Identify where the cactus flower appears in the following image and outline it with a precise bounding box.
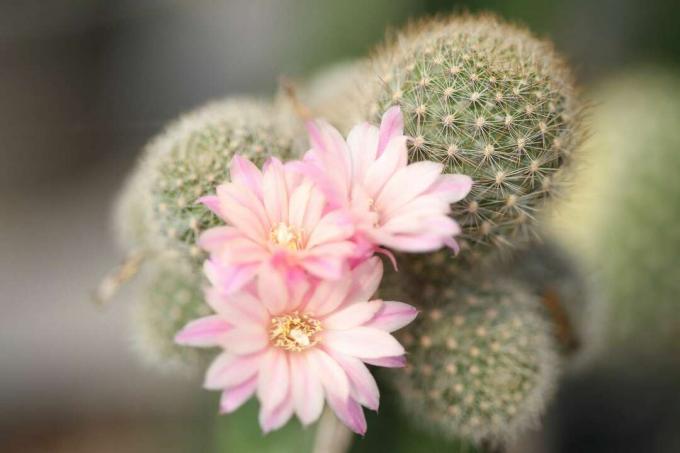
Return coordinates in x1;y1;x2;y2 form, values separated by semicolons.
296;106;472;257
175;258;417;434
198;156;356;294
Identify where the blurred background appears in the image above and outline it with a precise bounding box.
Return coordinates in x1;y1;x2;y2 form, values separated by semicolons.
1;1;679;452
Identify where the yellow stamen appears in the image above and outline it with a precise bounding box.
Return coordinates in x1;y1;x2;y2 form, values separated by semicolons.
270;223;302;251
270;312;322;352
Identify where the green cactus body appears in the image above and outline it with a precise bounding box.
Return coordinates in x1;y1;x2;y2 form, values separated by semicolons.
391;277;559;445
114;98;295;263
369;15;581;259
131;256;213;373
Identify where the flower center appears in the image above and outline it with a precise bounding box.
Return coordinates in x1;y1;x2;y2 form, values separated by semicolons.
269;312;322;352
270;223;302;251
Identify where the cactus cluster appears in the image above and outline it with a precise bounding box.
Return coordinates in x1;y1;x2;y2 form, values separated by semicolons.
368;14;581;259
393;277;558;445
110;12;589;451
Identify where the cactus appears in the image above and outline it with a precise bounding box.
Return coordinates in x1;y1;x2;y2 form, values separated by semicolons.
549;69;680;354
391;276;559;446
367;14;582;259
130;256;213;373
114;98;295;263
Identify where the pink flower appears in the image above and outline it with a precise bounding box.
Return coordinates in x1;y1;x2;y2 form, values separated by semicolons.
296;106;472;256
198;156;356;294
175;258;417;434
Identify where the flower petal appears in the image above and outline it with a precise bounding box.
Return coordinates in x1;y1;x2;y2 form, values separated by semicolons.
377;106;404;155
204;352;262;390
257;349;290;411
198;195;223;218
425;173;473;203
323;300;383;331
327;350;379;411
256;263;289;314
174;315;231;347
305;277;352;317
205;288;269;325
326;393;367;435
345;257;383;303
220;375;257;414
204;259;258;295
347;122;379;181
221;326;269;355
307;348;350;403
259;391;294;434
362;355;406;368
290;352;324;426
230;155;263;199
306;210;354;249
363;301;418;332
262;157;290;225
323;327;405;359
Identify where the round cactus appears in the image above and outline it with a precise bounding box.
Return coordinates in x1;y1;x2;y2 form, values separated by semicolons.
367;14;582;258
391;277;559;446
114;98;295;263
130;256;213;373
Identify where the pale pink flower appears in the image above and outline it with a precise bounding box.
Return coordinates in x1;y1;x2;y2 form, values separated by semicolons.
175;258;417;434
198;156;356;294
296;106;472;258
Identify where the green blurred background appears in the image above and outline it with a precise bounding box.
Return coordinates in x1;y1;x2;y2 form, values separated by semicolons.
1;1;679;452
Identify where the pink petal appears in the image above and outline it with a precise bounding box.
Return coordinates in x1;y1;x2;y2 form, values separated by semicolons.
323;300;383;330
425;173;473;203
306;210;354;249
230;155;263;199
198;195;223;218
305;277;352;317
307;348;350;403
257;349;291;412
204;352;262;390
364;136;408;198
346;257;383;303
305;120;352;202
363;355;406;368
216;183;268;243
204;259;259;295
174;315;231;347
259;391;295;434
363;301;418;332
290;353;324;426
220;375;257;414
262;157;290;225
205;287;268;326
221;326;269;355
197;226;240;252
300;254;346;281
322;327;405;359
346;122;379;181
377;106;404;155
327;350;379;411
326;393;367;435
377;161;445;217
287;180;314;232
256;263;289;314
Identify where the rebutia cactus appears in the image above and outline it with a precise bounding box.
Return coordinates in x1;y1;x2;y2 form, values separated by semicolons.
392;276;559;445
108;12;589;452
131;256;213;373
549;69;680;354
114;98;295;263
367;14;582;260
